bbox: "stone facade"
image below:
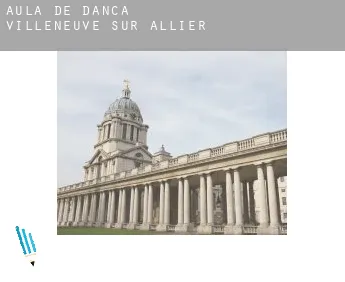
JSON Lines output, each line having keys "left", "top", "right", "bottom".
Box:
{"left": 57, "top": 81, "right": 287, "bottom": 235}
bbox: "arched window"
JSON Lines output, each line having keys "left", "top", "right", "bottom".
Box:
{"left": 130, "top": 125, "right": 134, "bottom": 141}
{"left": 122, "top": 123, "right": 127, "bottom": 139}
{"left": 107, "top": 124, "right": 111, "bottom": 139}
{"left": 97, "top": 157, "right": 103, "bottom": 178}
{"left": 136, "top": 128, "right": 140, "bottom": 141}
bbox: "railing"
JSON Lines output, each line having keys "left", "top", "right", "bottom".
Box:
{"left": 243, "top": 226, "right": 258, "bottom": 234}
{"left": 188, "top": 153, "right": 199, "bottom": 162}
{"left": 213, "top": 225, "right": 224, "bottom": 234}
{"left": 167, "top": 225, "right": 176, "bottom": 232}
{"left": 57, "top": 129, "right": 287, "bottom": 193}
{"left": 211, "top": 147, "right": 225, "bottom": 157}
{"left": 238, "top": 138, "right": 255, "bottom": 151}
{"left": 270, "top": 129, "right": 287, "bottom": 143}
{"left": 168, "top": 158, "right": 179, "bottom": 166}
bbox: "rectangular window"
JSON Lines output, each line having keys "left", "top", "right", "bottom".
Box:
{"left": 130, "top": 125, "right": 134, "bottom": 141}
{"left": 282, "top": 197, "right": 287, "bottom": 205}
{"left": 280, "top": 177, "right": 284, "bottom": 182}
{"left": 107, "top": 124, "right": 111, "bottom": 139}
{"left": 283, "top": 213, "right": 287, "bottom": 219}
{"left": 136, "top": 128, "right": 140, "bottom": 141}
{"left": 122, "top": 123, "right": 127, "bottom": 139}
{"left": 281, "top": 188, "right": 286, "bottom": 193}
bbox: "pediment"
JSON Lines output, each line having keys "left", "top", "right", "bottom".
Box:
{"left": 87, "top": 149, "right": 110, "bottom": 165}
{"left": 117, "top": 146, "right": 152, "bottom": 160}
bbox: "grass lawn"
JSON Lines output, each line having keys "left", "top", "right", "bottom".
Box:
{"left": 57, "top": 227, "right": 177, "bottom": 235}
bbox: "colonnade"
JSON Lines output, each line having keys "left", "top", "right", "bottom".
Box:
{"left": 57, "top": 161, "right": 286, "bottom": 234}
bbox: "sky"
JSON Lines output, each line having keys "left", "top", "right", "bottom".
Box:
{"left": 57, "top": 51, "right": 286, "bottom": 187}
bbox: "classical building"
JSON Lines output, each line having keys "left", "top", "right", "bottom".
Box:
{"left": 57, "top": 80, "right": 287, "bottom": 235}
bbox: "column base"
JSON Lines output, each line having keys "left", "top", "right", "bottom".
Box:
{"left": 126, "top": 223, "right": 137, "bottom": 230}
{"left": 114, "top": 223, "right": 123, "bottom": 229}
{"left": 197, "top": 224, "right": 213, "bottom": 234}
{"left": 95, "top": 222, "right": 105, "bottom": 228}
{"left": 224, "top": 225, "right": 236, "bottom": 234}
{"left": 257, "top": 224, "right": 281, "bottom": 235}
{"left": 156, "top": 224, "right": 167, "bottom": 232}
{"left": 87, "top": 222, "right": 94, "bottom": 227}
{"left": 105, "top": 223, "right": 114, "bottom": 228}
{"left": 140, "top": 223, "right": 150, "bottom": 231}
{"left": 233, "top": 225, "right": 244, "bottom": 235}
{"left": 175, "top": 223, "right": 194, "bottom": 233}
{"left": 78, "top": 222, "right": 87, "bottom": 227}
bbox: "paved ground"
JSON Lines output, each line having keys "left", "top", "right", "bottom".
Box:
{"left": 57, "top": 227, "right": 180, "bottom": 235}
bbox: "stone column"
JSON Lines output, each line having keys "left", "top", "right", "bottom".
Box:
{"left": 143, "top": 185, "right": 148, "bottom": 224}
{"left": 82, "top": 195, "right": 89, "bottom": 223}
{"left": 73, "top": 196, "right": 81, "bottom": 225}
{"left": 199, "top": 174, "right": 207, "bottom": 225}
{"left": 58, "top": 199, "right": 64, "bottom": 224}
{"left": 91, "top": 194, "right": 97, "bottom": 224}
{"left": 97, "top": 193, "right": 102, "bottom": 224}
{"left": 99, "top": 192, "right": 106, "bottom": 225}
{"left": 117, "top": 190, "right": 122, "bottom": 226}
{"left": 257, "top": 164, "right": 269, "bottom": 228}
{"left": 106, "top": 191, "right": 112, "bottom": 223}
{"left": 133, "top": 187, "right": 139, "bottom": 224}
{"left": 109, "top": 191, "right": 116, "bottom": 226}
{"left": 63, "top": 198, "right": 69, "bottom": 224}
{"left": 224, "top": 169, "right": 235, "bottom": 234}
{"left": 147, "top": 184, "right": 153, "bottom": 224}
{"left": 184, "top": 177, "right": 190, "bottom": 225}
{"left": 129, "top": 188, "right": 134, "bottom": 223}
{"left": 243, "top": 182, "right": 249, "bottom": 224}
{"left": 159, "top": 181, "right": 165, "bottom": 225}
{"left": 164, "top": 180, "right": 170, "bottom": 225}
{"left": 234, "top": 169, "right": 243, "bottom": 233}
{"left": 177, "top": 178, "right": 184, "bottom": 225}
{"left": 248, "top": 182, "right": 256, "bottom": 224}
{"left": 121, "top": 189, "right": 126, "bottom": 224}
{"left": 57, "top": 200, "right": 60, "bottom": 221}
{"left": 69, "top": 198, "right": 76, "bottom": 223}
{"left": 206, "top": 173, "right": 214, "bottom": 225}
{"left": 267, "top": 162, "right": 280, "bottom": 232}
{"left": 57, "top": 199, "right": 63, "bottom": 225}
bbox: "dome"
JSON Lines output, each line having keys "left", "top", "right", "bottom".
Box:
{"left": 104, "top": 80, "right": 142, "bottom": 120}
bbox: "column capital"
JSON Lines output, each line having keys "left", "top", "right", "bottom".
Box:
{"left": 265, "top": 161, "right": 275, "bottom": 166}
{"left": 200, "top": 170, "right": 214, "bottom": 176}
{"left": 254, "top": 161, "right": 265, "bottom": 167}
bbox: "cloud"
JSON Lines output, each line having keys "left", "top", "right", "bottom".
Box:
{"left": 58, "top": 51, "right": 286, "bottom": 187}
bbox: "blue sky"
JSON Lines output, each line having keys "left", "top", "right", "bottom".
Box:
{"left": 57, "top": 51, "right": 286, "bottom": 187}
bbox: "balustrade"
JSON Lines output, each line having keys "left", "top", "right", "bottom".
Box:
{"left": 270, "top": 129, "right": 287, "bottom": 143}
{"left": 58, "top": 129, "right": 287, "bottom": 195}
{"left": 238, "top": 138, "right": 255, "bottom": 150}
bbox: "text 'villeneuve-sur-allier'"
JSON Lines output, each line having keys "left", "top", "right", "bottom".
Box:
{"left": 5, "top": 6, "right": 206, "bottom": 32}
